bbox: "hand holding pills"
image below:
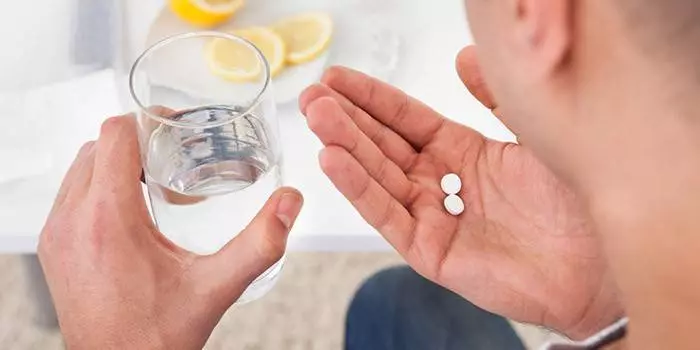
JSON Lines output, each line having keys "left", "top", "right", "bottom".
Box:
{"left": 301, "top": 66, "right": 615, "bottom": 337}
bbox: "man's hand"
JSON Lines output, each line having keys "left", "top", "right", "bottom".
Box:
{"left": 300, "top": 51, "right": 621, "bottom": 338}
{"left": 38, "top": 116, "right": 303, "bottom": 349}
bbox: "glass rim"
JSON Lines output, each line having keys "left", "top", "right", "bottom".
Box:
{"left": 128, "top": 31, "right": 271, "bottom": 129}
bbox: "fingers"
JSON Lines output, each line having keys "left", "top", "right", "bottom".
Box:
{"left": 455, "top": 46, "right": 502, "bottom": 117}
{"left": 92, "top": 115, "right": 143, "bottom": 197}
{"left": 142, "top": 105, "right": 179, "bottom": 135}
{"left": 51, "top": 141, "right": 96, "bottom": 212}
{"left": 320, "top": 66, "right": 445, "bottom": 149}
{"left": 304, "top": 97, "right": 415, "bottom": 205}
{"left": 195, "top": 187, "right": 303, "bottom": 302}
{"left": 319, "top": 146, "right": 415, "bottom": 252}
{"left": 300, "top": 83, "right": 418, "bottom": 171}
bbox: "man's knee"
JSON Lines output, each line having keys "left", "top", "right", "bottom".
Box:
{"left": 345, "top": 266, "right": 421, "bottom": 350}
{"left": 350, "top": 266, "right": 415, "bottom": 309}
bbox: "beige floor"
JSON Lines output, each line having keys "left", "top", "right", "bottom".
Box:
{"left": 0, "top": 253, "right": 553, "bottom": 349}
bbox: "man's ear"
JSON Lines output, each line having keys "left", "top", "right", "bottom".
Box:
{"left": 513, "top": 0, "right": 572, "bottom": 75}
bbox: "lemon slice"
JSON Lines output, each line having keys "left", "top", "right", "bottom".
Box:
{"left": 206, "top": 37, "right": 263, "bottom": 82}
{"left": 272, "top": 13, "right": 333, "bottom": 65}
{"left": 232, "top": 27, "right": 286, "bottom": 78}
{"left": 169, "top": 0, "right": 245, "bottom": 28}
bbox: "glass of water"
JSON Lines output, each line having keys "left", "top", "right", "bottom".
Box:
{"left": 129, "top": 32, "right": 282, "bottom": 304}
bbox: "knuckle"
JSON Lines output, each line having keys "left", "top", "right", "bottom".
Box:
{"left": 78, "top": 141, "right": 95, "bottom": 155}
{"left": 300, "top": 83, "right": 326, "bottom": 106}
{"left": 374, "top": 157, "right": 390, "bottom": 183}
{"left": 256, "top": 228, "right": 286, "bottom": 264}
{"left": 80, "top": 198, "right": 115, "bottom": 247}
{"left": 321, "top": 66, "right": 344, "bottom": 84}
{"left": 375, "top": 199, "right": 395, "bottom": 232}
{"left": 101, "top": 116, "right": 125, "bottom": 133}
{"left": 354, "top": 173, "right": 373, "bottom": 202}
{"left": 38, "top": 213, "right": 73, "bottom": 255}
{"left": 100, "top": 115, "right": 134, "bottom": 138}
{"left": 371, "top": 125, "right": 388, "bottom": 147}
{"left": 37, "top": 232, "right": 51, "bottom": 258}
{"left": 348, "top": 135, "right": 360, "bottom": 154}
{"left": 306, "top": 111, "right": 323, "bottom": 133}
{"left": 389, "top": 95, "right": 410, "bottom": 125}
{"left": 259, "top": 242, "right": 285, "bottom": 265}
{"left": 363, "top": 77, "right": 377, "bottom": 104}
{"left": 38, "top": 224, "right": 54, "bottom": 246}
{"left": 37, "top": 232, "right": 58, "bottom": 265}
{"left": 88, "top": 199, "right": 112, "bottom": 230}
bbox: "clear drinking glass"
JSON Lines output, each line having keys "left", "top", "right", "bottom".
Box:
{"left": 129, "top": 32, "right": 282, "bottom": 303}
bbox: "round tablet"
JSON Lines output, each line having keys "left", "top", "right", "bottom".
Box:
{"left": 440, "top": 173, "right": 462, "bottom": 195}
{"left": 443, "top": 194, "right": 465, "bottom": 216}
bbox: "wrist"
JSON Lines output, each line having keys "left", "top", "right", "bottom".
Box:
{"left": 547, "top": 317, "right": 629, "bottom": 349}
{"left": 561, "top": 274, "right": 624, "bottom": 340}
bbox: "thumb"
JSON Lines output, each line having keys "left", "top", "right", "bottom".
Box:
{"left": 194, "top": 187, "right": 303, "bottom": 303}
{"left": 456, "top": 45, "right": 501, "bottom": 116}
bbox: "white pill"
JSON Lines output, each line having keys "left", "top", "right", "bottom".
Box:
{"left": 443, "top": 194, "right": 465, "bottom": 216}
{"left": 440, "top": 173, "right": 462, "bottom": 195}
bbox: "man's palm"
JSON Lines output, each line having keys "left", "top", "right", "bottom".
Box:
{"left": 300, "top": 59, "right": 619, "bottom": 337}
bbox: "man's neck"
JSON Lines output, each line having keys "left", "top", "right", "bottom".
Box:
{"left": 569, "top": 26, "right": 700, "bottom": 346}
{"left": 583, "top": 76, "right": 700, "bottom": 350}
{"left": 571, "top": 37, "right": 700, "bottom": 199}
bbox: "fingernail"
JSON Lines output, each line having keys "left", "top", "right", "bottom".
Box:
{"left": 276, "top": 192, "right": 303, "bottom": 229}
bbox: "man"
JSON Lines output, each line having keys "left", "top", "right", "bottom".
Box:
{"left": 38, "top": 0, "right": 700, "bottom": 349}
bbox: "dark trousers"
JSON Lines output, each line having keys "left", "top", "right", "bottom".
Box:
{"left": 345, "top": 266, "right": 526, "bottom": 350}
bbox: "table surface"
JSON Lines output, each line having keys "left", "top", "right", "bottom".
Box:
{"left": 0, "top": 0, "right": 515, "bottom": 253}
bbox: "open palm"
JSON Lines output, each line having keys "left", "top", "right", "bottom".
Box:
{"left": 300, "top": 50, "right": 621, "bottom": 338}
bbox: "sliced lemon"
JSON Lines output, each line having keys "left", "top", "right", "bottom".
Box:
{"left": 206, "top": 36, "right": 263, "bottom": 82}
{"left": 232, "top": 27, "right": 286, "bottom": 78}
{"left": 169, "top": 0, "right": 245, "bottom": 28}
{"left": 272, "top": 12, "right": 333, "bottom": 65}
